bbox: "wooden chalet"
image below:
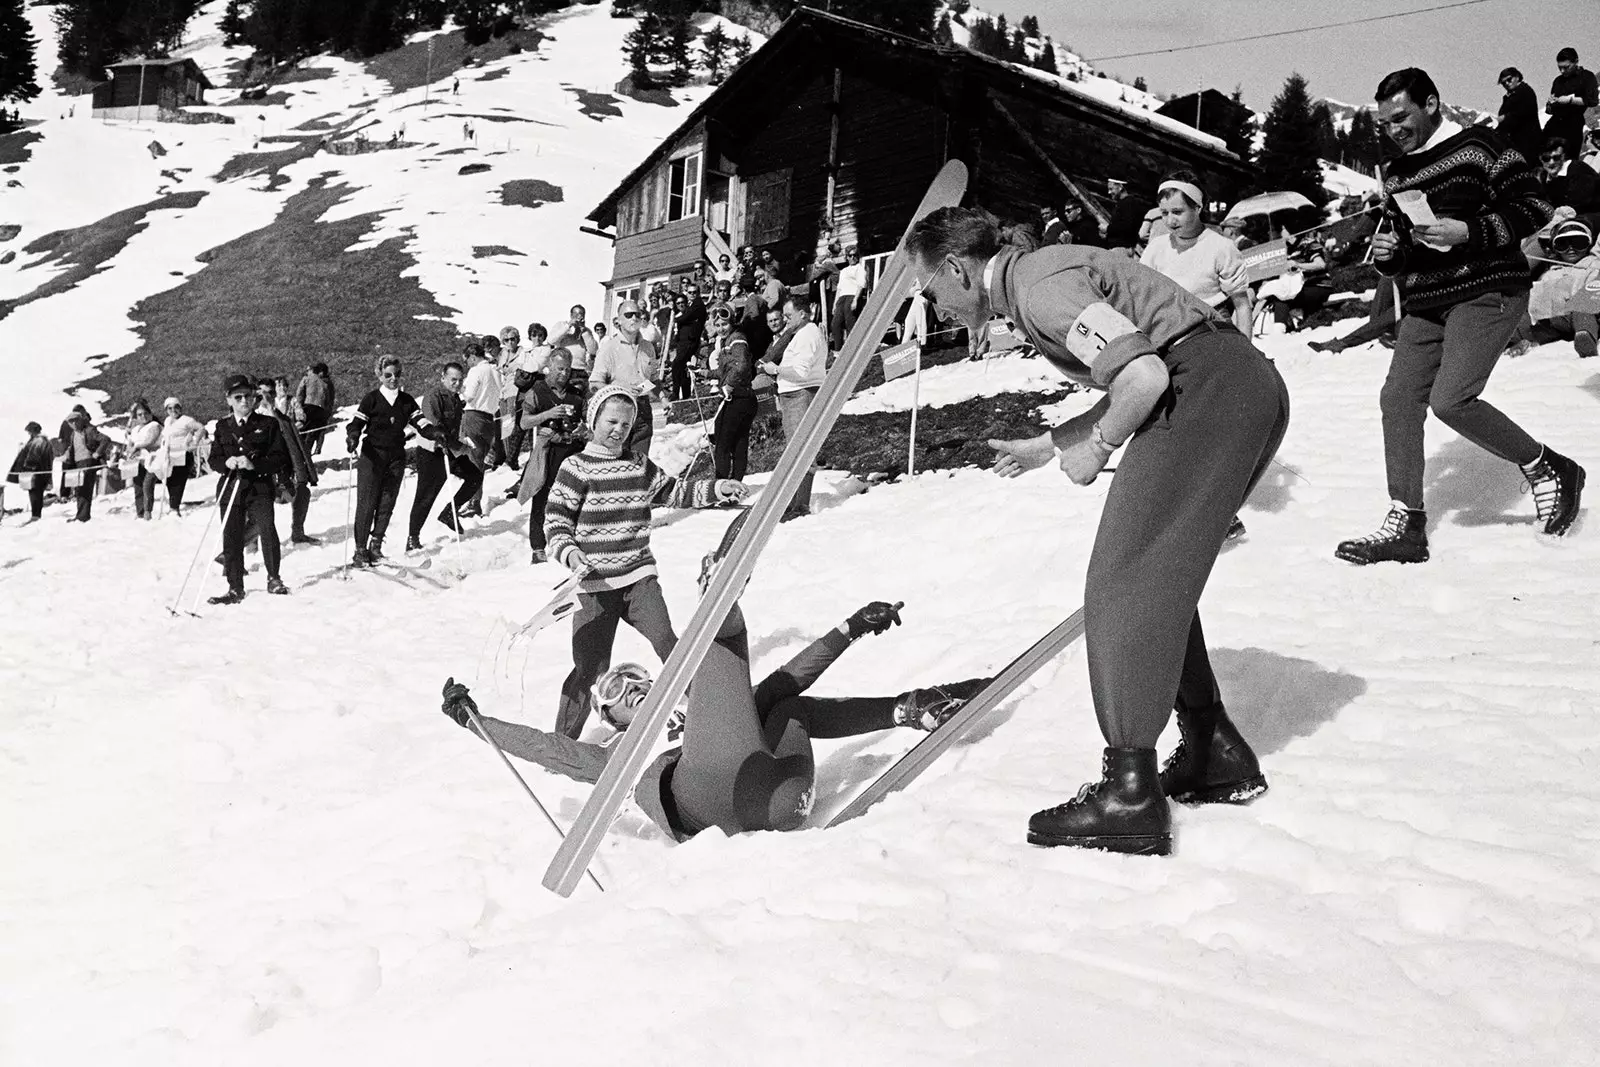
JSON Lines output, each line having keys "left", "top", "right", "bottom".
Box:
{"left": 1155, "top": 89, "right": 1254, "bottom": 146}
{"left": 91, "top": 58, "right": 213, "bottom": 120}
{"left": 585, "top": 9, "right": 1254, "bottom": 312}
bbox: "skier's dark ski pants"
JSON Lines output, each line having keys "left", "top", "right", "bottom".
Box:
{"left": 220, "top": 477, "right": 281, "bottom": 586}
{"left": 556, "top": 577, "right": 678, "bottom": 739}
{"left": 353, "top": 449, "right": 405, "bottom": 551}
{"left": 409, "top": 448, "right": 481, "bottom": 541}
{"left": 1086, "top": 325, "right": 1289, "bottom": 749}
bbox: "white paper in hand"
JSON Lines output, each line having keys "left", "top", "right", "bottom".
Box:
{"left": 1393, "top": 190, "right": 1450, "bottom": 250}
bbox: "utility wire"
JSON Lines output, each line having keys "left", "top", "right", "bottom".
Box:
{"left": 1085, "top": 0, "right": 1501, "bottom": 62}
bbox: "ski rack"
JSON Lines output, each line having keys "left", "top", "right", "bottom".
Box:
{"left": 541, "top": 159, "right": 970, "bottom": 897}
{"left": 826, "top": 608, "right": 1085, "bottom": 827}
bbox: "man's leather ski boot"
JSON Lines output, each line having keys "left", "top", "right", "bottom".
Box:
{"left": 1335, "top": 502, "right": 1429, "bottom": 564}
{"left": 1521, "top": 446, "right": 1586, "bottom": 536}
{"left": 1161, "top": 702, "right": 1267, "bottom": 804}
{"left": 1028, "top": 747, "right": 1171, "bottom": 856}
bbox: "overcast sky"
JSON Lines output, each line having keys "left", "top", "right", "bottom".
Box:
{"left": 1031, "top": 0, "right": 1592, "bottom": 116}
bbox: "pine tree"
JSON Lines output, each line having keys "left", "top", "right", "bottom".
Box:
{"left": 667, "top": 17, "right": 691, "bottom": 87}
{"left": 623, "top": 12, "right": 657, "bottom": 86}
{"left": 1009, "top": 28, "right": 1027, "bottom": 62}
{"left": 0, "top": 0, "right": 41, "bottom": 103}
{"left": 1345, "top": 108, "right": 1382, "bottom": 172}
{"left": 1033, "top": 41, "right": 1057, "bottom": 76}
{"left": 949, "top": 0, "right": 968, "bottom": 17}
{"left": 1310, "top": 101, "right": 1340, "bottom": 163}
{"left": 729, "top": 31, "right": 751, "bottom": 67}
{"left": 994, "top": 13, "right": 1007, "bottom": 43}
{"left": 1258, "top": 73, "right": 1327, "bottom": 204}
{"left": 932, "top": 12, "right": 952, "bottom": 45}
{"left": 1132, "top": 75, "right": 1147, "bottom": 92}
{"left": 1019, "top": 14, "right": 1038, "bottom": 37}
{"left": 450, "top": 0, "right": 506, "bottom": 46}
{"left": 220, "top": 0, "right": 248, "bottom": 45}
{"left": 1220, "top": 87, "right": 1256, "bottom": 167}
{"left": 54, "top": 0, "right": 203, "bottom": 80}
{"left": 698, "top": 20, "right": 729, "bottom": 83}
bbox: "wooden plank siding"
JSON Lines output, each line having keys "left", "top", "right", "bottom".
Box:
{"left": 736, "top": 69, "right": 836, "bottom": 271}
{"left": 830, "top": 72, "right": 947, "bottom": 256}
{"left": 609, "top": 215, "right": 704, "bottom": 286}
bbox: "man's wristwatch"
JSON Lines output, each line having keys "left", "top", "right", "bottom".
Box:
{"left": 1089, "top": 422, "right": 1121, "bottom": 457}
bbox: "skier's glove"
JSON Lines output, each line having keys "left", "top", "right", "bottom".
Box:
{"left": 346, "top": 430, "right": 360, "bottom": 455}
{"left": 441, "top": 677, "right": 478, "bottom": 730}
{"left": 846, "top": 600, "right": 903, "bottom": 639}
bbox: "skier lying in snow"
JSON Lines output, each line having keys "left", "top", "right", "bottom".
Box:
{"left": 441, "top": 524, "right": 989, "bottom": 839}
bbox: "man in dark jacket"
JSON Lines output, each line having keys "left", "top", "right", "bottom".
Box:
{"left": 1546, "top": 47, "right": 1600, "bottom": 162}
{"left": 254, "top": 378, "right": 318, "bottom": 544}
{"left": 669, "top": 283, "right": 707, "bottom": 401}
{"left": 407, "top": 360, "right": 480, "bottom": 551}
{"left": 56, "top": 404, "right": 110, "bottom": 522}
{"left": 1102, "top": 178, "right": 1149, "bottom": 252}
{"left": 1536, "top": 136, "right": 1600, "bottom": 227}
{"left": 1496, "top": 67, "right": 1543, "bottom": 164}
{"left": 209, "top": 374, "right": 292, "bottom": 603}
{"left": 7, "top": 421, "right": 55, "bottom": 524}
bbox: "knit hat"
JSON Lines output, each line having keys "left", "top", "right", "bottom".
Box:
{"left": 586, "top": 384, "right": 637, "bottom": 431}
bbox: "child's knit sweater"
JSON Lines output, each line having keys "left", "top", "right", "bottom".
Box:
{"left": 544, "top": 446, "right": 716, "bottom": 592}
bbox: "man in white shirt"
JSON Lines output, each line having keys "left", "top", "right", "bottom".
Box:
{"left": 759, "top": 292, "right": 828, "bottom": 520}
{"left": 459, "top": 340, "right": 502, "bottom": 514}
{"left": 591, "top": 298, "right": 660, "bottom": 455}
{"left": 830, "top": 246, "right": 870, "bottom": 351}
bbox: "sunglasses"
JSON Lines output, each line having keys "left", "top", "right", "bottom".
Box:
{"left": 228, "top": 392, "right": 252, "bottom": 401}
{"left": 1542, "top": 154, "right": 1565, "bottom": 162}
{"left": 619, "top": 310, "right": 642, "bottom": 319}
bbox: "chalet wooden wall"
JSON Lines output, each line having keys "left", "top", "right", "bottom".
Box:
{"left": 736, "top": 69, "right": 834, "bottom": 272}
{"left": 609, "top": 215, "right": 703, "bottom": 285}
{"left": 832, "top": 71, "right": 946, "bottom": 256}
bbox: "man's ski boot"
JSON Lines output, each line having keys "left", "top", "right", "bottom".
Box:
{"left": 290, "top": 532, "right": 320, "bottom": 545}
{"left": 1161, "top": 702, "right": 1267, "bottom": 804}
{"left": 1334, "top": 502, "right": 1429, "bottom": 564}
{"left": 350, "top": 547, "right": 374, "bottom": 568}
{"left": 368, "top": 538, "right": 386, "bottom": 562}
{"left": 1521, "top": 446, "right": 1586, "bottom": 536}
{"left": 1573, "top": 313, "right": 1598, "bottom": 359}
{"left": 1028, "top": 747, "right": 1171, "bottom": 855}
{"left": 1225, "top": 515, "right": 1247, "bottom": 542}
{"left": 893, "top": 677, "right": 991, "bottom": 732}
{"left": 208, "top": 584, "right": 246, "bottom": 606}
{"left": 406, "top": 535, "right": 423, "bottom": 553}
{"left": 266, "top": 577, "right": 290, "bottom": 595}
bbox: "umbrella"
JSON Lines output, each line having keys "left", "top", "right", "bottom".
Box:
{"left": 1224, "top": 191, "right": 1314, "bottom": 222}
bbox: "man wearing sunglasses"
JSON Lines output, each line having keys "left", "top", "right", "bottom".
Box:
{"left": 208, "top": 374, "right": 292, "bottom": 603}
{"left": 1496, "top": 68, "right": 1542, "bottom": 167}
{"left": 591, "top": 300, "right": 661, "bottom": 455}
{"left": 1534, "top": 137, "right": 1600, "bottom": 227}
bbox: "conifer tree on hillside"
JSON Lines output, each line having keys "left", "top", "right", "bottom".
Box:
{"left": 932, "top": 11, "right": 952, "bottom": 45}
{"left": 1132, "top": 75, "right": 1146, "bottom": 92}
{"left": 729, "top": 30, "right": 751, "bottom": 66}
{"left": 666, "top": 16, "right": 691, "bottom": 86}
{"left": 949, "top": 0, "right": 968, "bottom": 16}
{"left": 1032, "top": 40, "right": 1057, "bottom": 76}
{"left": 219, "top": 0, "right": 248, "bottom": 46}
{"left": 449, "top": 0, "right": 507, "bottom": 46}
{"left": 1019, "top": 14, "right": 1038, "bottom": 37}
{"left": 1009, "top": 28, "right": 1026, "bottom": 62}
{"left": 55, "top": 0, "right": 203, "bottom": 79}
{"left": 698, "top": 20, "right": 730, "bottom": 83}
{"left": 0, "top": 0, "right": 42, "bottom": 103}
{"left": 623, "top": 12, "right": 660, "bottom": 86}
{"left": 1311, "top": 100, "right": 1340, "bottom": 163}
{"left": 994, "top": 12, "right": 1007, "bottom": 43}
{"left": 1258, "top": 72, "right": 1327, "bottom": 203}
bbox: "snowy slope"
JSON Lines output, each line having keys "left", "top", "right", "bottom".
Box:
{"left": 3, "top": 325, "right": 1598, "bottom": 1065}
{"left": 0, "top": 1, "right": 713, "bottom": 436}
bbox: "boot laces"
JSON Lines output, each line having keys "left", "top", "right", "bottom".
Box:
{"left": 1348, "top": 505, "right": 1410, "bottom": 546}
{"left": 1523, "top": 458, "right": 1561, "bottom": 522}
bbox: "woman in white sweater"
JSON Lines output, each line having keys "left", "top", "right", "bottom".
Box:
{"left": 1140, "top": 172, "right": 1253, "bottom": 334}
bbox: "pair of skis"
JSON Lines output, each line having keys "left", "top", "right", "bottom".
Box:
{"left": 540, "top": 161, "right": 971, "bottom": 896}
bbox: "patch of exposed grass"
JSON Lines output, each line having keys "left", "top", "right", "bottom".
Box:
{"left": 81, "top": 177, "right": 468, "bottom": 422}
{"left": 365, "top": 27, "right": 545, "bottom": 94}
{"left": 212, "top": 90, "right": 295, "bottom": 107}
{"left": 499, "top": 178, "right": 563, "bottom": 208}
{"left": 295, "top": 113, "right": 343, "bottom": 131}
{"left": 567, "top": 86, "right": 625, "bottom": 120}
{"left": 0, "top": 129, "right": 42, "bottom": 166}
{"left": 473, "top": 244, "right": 524, "bottom": 258}
{"left": 0, "top": 191, "right": 208, "bottom": 323}
{"left": 211, "top": 138, "right": 324, "bottom": 183}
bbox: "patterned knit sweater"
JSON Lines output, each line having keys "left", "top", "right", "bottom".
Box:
{"left": 1377, "top": 124, "right": 1552, "bottom": 313}
{"left": 543, "top": 446, "right": 717, "bottom": 592}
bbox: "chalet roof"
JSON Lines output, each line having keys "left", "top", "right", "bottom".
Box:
{"left": 587, "top": 8, "right": 1246, "bottom": 226}
{"left": 106, "top": 56, "right": 214, "bottom": 90}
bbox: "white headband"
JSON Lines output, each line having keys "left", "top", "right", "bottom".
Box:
{"left": 1158, "top": 180, "right": 1205, "bottom": 208}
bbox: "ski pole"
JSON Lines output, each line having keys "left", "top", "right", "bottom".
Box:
{"left": 341, "top": 452, "right": 358, "bottom": 578}
{"left": 167, "top": 477, "right": 228, "bottom": 614}
{"left": 188, "top": 476, "right": 243, "bottom": 614}
{"left": 461, "top": 701, "right": 604, "bottom": 894}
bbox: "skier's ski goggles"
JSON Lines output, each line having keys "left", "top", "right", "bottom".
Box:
{"left": 596, "top": 663, "right": 652, "bottom": 730}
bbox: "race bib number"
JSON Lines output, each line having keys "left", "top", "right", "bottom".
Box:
{"left": 1065, "top": 302, "right": 1140, "bottom": 366}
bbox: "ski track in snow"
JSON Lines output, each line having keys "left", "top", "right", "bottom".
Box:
{"left": 4, "top": 4, "right": 1600, "bottom": 1065}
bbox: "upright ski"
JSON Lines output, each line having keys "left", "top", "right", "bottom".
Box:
{"left": 827, "top": 609, "right": 1086, "bottom": 827}
{"left": 541, "top": 159, "right": 970, "bottom": 896}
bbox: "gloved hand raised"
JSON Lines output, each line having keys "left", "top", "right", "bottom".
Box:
{"left": 846, "top": 600, "right": 903, "bottom": 639}
{"left": 441, "top": 676, "right": 479, "bottom": 730}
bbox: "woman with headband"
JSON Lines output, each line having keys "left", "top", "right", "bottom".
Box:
{"left": 1140, "top": 172, "right": 1254, "bottom": 335}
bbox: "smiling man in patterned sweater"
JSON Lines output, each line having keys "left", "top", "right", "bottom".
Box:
{"left": 1336, "top": 67, "right": 1584, "bottom": 566}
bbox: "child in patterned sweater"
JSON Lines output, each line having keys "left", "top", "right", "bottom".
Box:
{"left": 544, "top": 384, "right": 747, "bottom": 738}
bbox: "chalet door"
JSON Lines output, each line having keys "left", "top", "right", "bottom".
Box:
{"left": 705, "top": 172, "right": 730, "bottom": 237}
{"left": 740, "top": 168, "right": 792, "bottom": 250}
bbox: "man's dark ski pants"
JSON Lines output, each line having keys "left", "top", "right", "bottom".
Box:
{"left": 1085, "top": 327, "right": 1290, "bottom": 749}
{"left": 1381, "top": 290, "right": 1540, "bottom": 509}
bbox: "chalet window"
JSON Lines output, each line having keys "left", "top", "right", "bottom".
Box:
{"left": 667, "top": 152, "right": 700, "bottom": 222}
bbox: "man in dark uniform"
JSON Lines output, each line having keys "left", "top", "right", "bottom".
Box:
{"left": 1545, "top": 47, "right": 1599, "bottom": 162}
{"left": 907, "top": 206, "right": 1290, "bottom": 857}
{"left": 209, "top": 374, "right": 292, "bottom": 603}
{"left": 407, "top": 360, "right": 480, "bottom": 551}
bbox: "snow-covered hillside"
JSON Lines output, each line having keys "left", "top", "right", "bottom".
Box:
{"left": 1, "top": 1, "right": 716, "bottom": 434}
